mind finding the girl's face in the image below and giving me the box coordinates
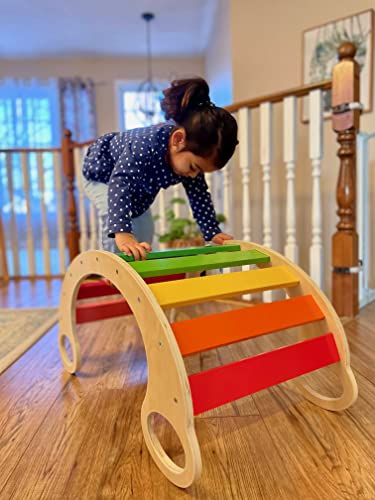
[168,128,218,178]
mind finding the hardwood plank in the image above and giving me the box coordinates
[0,279,61,308]
[250,375,375,499]
[0,317,148,499]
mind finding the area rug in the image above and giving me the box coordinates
[0,308,58,374]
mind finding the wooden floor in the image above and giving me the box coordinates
[0,279,375,499]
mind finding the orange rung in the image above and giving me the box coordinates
[172,295,324,356]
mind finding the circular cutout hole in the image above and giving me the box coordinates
[116,269,119,275]
[148,412,185,468]
[137,297,141,303]
[96,257,99,262]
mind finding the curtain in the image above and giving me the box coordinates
[58,78,97,142]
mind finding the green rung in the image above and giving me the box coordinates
[123,250,270,278]
[117,244,242,262]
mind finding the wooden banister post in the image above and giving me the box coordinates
[331,42,360,317]
[61,129,80,262]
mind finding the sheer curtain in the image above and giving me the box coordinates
[58,77,97,141]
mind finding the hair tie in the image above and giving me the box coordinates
[197,99,215,109]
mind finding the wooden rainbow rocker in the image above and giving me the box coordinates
[59,240,358,488]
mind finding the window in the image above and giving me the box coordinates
[0,78,60,148]
[0,78,61,275]
[116,81,166,130]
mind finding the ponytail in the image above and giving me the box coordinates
[161,78,238,168]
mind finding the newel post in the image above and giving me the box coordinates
[331,42,361,317]
[61,129,80,261]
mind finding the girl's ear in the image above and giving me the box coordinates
[171,128,186,150]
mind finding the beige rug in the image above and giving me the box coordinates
[0,308,58,374]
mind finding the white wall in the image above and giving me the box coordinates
[205,0,233,106]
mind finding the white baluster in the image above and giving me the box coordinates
[5,153,20,276]
[223,159,233,236]
[309,89,324,288]
[158,189,166,239]
[37,153,51,275]
[74,148,88,252]
[260,102,273,303]
[283,96,298,263]
[219,163,232,275]
[21,153,35,276]
[239,107,251,241]
[238,107,252,299]
[53,152,67,273]
[172,184,181,217]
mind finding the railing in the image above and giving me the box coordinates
[0,43,363,318]
[225,81,332,301]
[0,146,66,278]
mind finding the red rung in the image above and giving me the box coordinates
[189,333,340,415]
[77,274,185,300]
[76,298,132,323]
[76,274,185,323]
[77,280,118,299]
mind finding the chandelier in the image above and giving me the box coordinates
[135,12,160,124]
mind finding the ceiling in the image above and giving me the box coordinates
[0,0,217,59]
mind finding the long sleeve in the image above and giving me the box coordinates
[182,174,221,241]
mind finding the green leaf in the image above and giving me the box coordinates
[170,197,186,205]
[166,209,175,222]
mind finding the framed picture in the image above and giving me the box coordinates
[302,9,374,122]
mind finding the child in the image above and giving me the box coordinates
[82,77,238,260]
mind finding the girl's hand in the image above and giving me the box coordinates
[211,232,233,245]
[115,232,152,260]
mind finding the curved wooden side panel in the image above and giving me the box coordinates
[58,250,201,488]
[231,240,358,411]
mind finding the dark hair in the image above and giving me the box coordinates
[160,77,238,169]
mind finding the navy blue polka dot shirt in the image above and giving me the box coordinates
[82,123,222,241]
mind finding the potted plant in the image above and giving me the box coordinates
[154,198,226,248]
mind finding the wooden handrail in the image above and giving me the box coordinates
[73,139,95,148]
[0,146,61,153]
[225,80,332,113]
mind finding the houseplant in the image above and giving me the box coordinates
[154,198,226,248]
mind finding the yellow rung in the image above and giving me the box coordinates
[149,265,300,307]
